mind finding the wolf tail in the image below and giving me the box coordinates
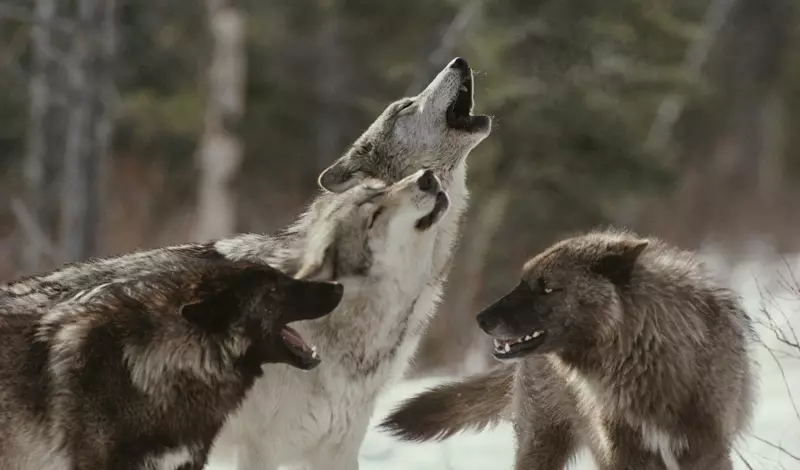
[378,364,514,442]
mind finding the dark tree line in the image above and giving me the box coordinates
[0,0,798,374]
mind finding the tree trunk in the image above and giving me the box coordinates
[314,0,347,174]
[22,0,58,272]
[60,0,116,263]
[194,0,246,242]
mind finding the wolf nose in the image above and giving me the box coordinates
[417,170,438,193]
[477,312,498,334]
[449,57,469,71]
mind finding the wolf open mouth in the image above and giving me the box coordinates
[492,330,547,360]
[280,325,320,370]
[415,191,449,231]
[445,64,490,133]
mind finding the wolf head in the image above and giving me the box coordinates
[294,169,450,282]
[175,261,343,371]
[42,260,344,397]
[476,231,649,361]
[318,57,491,193]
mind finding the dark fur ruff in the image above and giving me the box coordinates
[380,229,756,470]
[0,256,341,470]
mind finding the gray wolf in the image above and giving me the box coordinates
[209,169,452,470]
[0,255,342,470]
[1,56,491,470]
[208,56,490,470]
[381,229,756,470]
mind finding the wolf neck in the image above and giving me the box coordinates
[555,294,701,420]
[214,161,468,380]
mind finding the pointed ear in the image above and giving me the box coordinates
[318,158,364,193]
[180,267,264,333]
[295,230,338,282]
[593,239,649,285]
[180,295,238,334]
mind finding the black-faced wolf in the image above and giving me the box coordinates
[382,229,756,470]
[0,256,342,470]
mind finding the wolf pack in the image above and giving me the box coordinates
[0,57,756,470]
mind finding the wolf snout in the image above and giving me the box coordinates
[449,57,469,72]
[290,281,343,321]
[476,310,518,338]
[416,169,440,194]
[477,311,501,335]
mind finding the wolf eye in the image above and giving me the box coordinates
[368,207,385,229]
[397,100,415,113]
[537,278,554,294]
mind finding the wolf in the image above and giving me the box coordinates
[208,169,452,470]
[381,229,757,470]
[1,56,491,470]
[0,255,343,470]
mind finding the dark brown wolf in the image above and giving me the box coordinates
[381,229,756,470]
[0,256,342,470]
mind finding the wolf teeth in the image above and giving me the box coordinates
[459,85,468,92]
[311,346,318,359]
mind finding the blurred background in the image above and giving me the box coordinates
[1,0,799,380]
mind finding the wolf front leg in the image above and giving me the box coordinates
[513,421,577,470]
[303,418,369,470]
[236,447,280,470]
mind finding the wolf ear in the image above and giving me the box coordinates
[295,230,338,282]
[180,294,238,334]
[180,267,263,333]
[318,158,364,193]
[593,239,649,285]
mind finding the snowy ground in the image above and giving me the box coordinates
[211,245,800,470]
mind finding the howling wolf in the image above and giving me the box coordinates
[0,255,342,470]
[381,229,757,470]
[0,56,491,470]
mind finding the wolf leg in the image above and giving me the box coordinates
[236,446,279,470]
[513,422,577,470]
[679,445,734,470]
[599,424,668,470]
[303,420,368,470]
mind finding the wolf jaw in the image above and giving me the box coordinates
[492,331,546,359]
[445,57,489,133]
[280,325,319,369]
[317,56,491,193]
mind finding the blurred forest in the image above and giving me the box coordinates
[0,0,799,375]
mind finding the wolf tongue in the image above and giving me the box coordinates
[281,326,311,353]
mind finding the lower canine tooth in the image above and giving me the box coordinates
[504,343,511,353]
[460,85,468,92]
[532,331,542,338]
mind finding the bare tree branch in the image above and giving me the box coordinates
[405,0,485,95]
[10,197,57,259]
[644,0,740,153]
[748,434,800,462]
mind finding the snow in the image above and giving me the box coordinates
[209,246,800,470]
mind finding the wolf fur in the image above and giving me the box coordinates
[381,229,757,470]
[208,169,453,470]
[0,255,343,470]
[0,57,491,470]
